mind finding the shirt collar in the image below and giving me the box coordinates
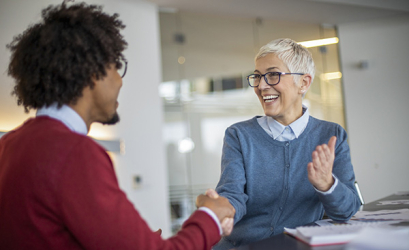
[267,105,310,140]
[36,103,88,135]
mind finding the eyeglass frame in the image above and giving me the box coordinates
[246,72,305,87]
[116,59,128,78]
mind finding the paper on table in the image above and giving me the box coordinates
[395,191,409,196]
[352,208,409,222]
[315,219,377,227]
[284,222,395,247]
[284,226,358,246]
[346,226,409,250]
[377,200,409,205]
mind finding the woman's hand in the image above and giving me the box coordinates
[307,136,336,192]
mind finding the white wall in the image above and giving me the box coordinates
[0,0,171,237]
[338,15,409,203]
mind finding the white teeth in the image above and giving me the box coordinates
[263,95,279,100]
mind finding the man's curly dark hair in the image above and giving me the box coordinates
[7,2,128,113]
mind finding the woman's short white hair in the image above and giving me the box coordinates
[255,38,315,84]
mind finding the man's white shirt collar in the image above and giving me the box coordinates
[36,103,88,135]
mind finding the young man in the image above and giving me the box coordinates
[0,2,234,250]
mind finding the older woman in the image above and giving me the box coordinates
[214,38,361,249]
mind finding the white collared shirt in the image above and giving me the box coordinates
[36,103,87,135]
[257,105,309,141]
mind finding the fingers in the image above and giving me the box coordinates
[328,136,337,154]
[315,145,330,164]
[221,217,234,236]
[205,188,219,199]
[196,191,236,235]
[310,146,332,174]
[217,196,235,219]
[196,189,219,207]
[312,136,336,168]
[155,228,162,236]
[307,137,337,192]
[307,161,314,174]
[197,193,235,221]
[311,150,321,169]
[196,194,207,208]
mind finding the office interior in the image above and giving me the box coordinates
[0,0,408,238]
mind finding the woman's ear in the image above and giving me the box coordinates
[299,74,312,94]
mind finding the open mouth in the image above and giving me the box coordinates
[263,94,279,103]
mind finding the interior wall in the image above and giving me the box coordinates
[338,15,409,203]
[0,0,171,237]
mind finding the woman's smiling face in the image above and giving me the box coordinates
[253,53,307,126]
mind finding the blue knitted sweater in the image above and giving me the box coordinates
[214,116,361,249]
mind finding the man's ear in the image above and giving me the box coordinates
[299,74,312,94]
[89,75,98,89]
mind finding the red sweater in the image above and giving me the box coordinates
[0,117,220,249]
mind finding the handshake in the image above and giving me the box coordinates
[196,189,235,236]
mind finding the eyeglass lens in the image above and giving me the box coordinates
[116,59,127,78]
[248,72,280,87]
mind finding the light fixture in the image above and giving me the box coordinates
[298,37,339,48]
[320,72,342,80]
[178,56,186,65]
[178,137,195,153]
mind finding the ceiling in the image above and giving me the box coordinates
[146,0,409,25]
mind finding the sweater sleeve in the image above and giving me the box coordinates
[215,127,248,223]
[315,125,361,221]
[57,138,220,250]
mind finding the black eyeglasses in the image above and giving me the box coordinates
[116,59,128,78]
[247,72,304,87]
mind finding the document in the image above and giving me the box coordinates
[284,209,409,246]
[284,222,394,247]
[395,191,409,196]
[346,226,409,250]
[352,208,409,222]
[377,200,409,205]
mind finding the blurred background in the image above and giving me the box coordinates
[1,0,408,237]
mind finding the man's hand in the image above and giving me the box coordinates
[307,136,336,192]
[205,189,234,236]
[196,189,235,236]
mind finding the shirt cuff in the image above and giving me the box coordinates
[314,174,339,195]
[198,207,222,235]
